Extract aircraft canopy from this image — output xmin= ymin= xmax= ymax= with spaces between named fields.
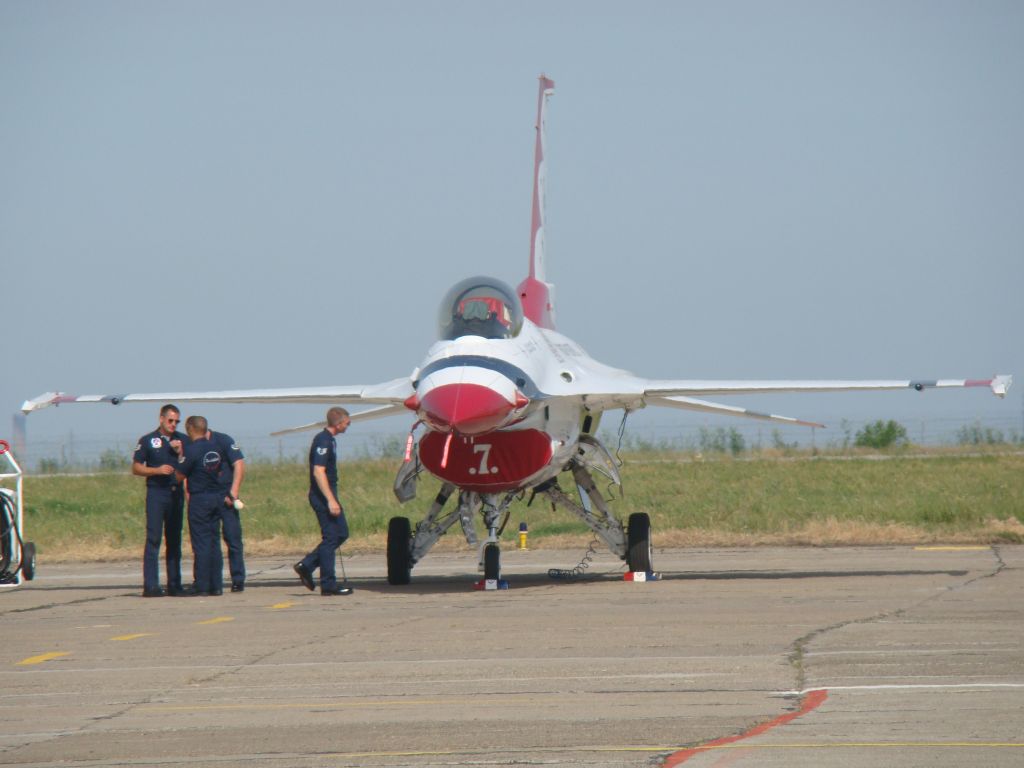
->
xmin=438 ymin=276 xmax=523 ymax=340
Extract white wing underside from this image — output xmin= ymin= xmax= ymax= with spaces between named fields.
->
xmin=642 ymin=376 xmax=1012 ymax=398
xmin=268 ymin=404 xmax=409 ymax=437
xmin=21 ymin=377 xmax=413 ymax=413
xmin=560 ymin=374 xmax=1012 ymax=429
xmin=22 ymin=374 xmax=1011 ymax=433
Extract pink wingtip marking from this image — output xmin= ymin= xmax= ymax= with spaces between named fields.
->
xmin=964 ymin=379 xmax=990 ymax=388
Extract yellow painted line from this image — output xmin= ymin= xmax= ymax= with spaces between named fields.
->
xmin=146 ymin=694 xmax=592 ymax=714
xmin=125 ymin=741 xmax=1015 ymax=765
xmin=197 ymin=616 xmax=234 ymax=625
xmin=270 ymin=602 xmax=294 ymax=609
xmin=110 ymin=633 xmax=155 ymax=641
xmin=16 ymin=652 xmax=70 ymax=666
xmin=172 ymin=742 xmax=1023 ymax=761
xmin=671 ymin=742 xmax=1024 ymax=750
xmin=914 ymin=546 xmax=990 ymax=551
xmin=146 ymin=699 xmax=452 ymax=712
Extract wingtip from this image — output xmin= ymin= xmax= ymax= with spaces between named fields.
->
xmin=21 ymin=392 xmax=61 ymax=414
xmin=992 ymin=374 xmax=1013 ymax=398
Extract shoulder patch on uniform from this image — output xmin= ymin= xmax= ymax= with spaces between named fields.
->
xmin=316 ymin=447 xmax=328 ymax=455
xmin=230 ymin=443 xmax=240 ymax=451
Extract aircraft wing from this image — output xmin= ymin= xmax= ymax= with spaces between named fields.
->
xmin=567 ymin=374 xmax=1012 ymax=428
xmin=641 ymin=374 xmax=1013 ymax=399
xmin=21 ymin=377 xmax=414 ymax=414
xmin=645 ymin=395 xmax=825 ymax=428
xmin=269 ymin=404 xmax=410 ymax=437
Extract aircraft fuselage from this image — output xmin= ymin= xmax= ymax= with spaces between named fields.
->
xmin=409 ymin=317 xmax=638 ymax=494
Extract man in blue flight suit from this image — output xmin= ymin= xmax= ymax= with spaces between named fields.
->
xmin=132 ymin=404 xmax=187 ymax=597
xmin=209 ymin=427 xmax=246 ymax=592
xmin=175 ymin=415 xmax=234 ymax=596
xmin=293 ymin=407 xmax=353 ymax=596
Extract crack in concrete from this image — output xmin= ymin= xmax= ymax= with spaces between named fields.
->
xmin=0 ymin=594 xmax=112 ymax=617
xmin=787 ymin=544 xmax=1005 ymax=694
xmin=661 ymin=546 xmax=1008 ymax=766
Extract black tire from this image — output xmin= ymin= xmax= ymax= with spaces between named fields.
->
xmin=626 ymin=513 xmax=652 ymax=573
xmin=21 ymin=541 xmax=37 ymax=581
xmin=386 ymin=517 xmax=412 ymax=585
xmin=483 ymin=543 xmax=501 ymax=581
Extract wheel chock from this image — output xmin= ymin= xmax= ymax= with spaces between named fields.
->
xmin=474 ymin=578 xmax=510 ymax=590
xmin=624 ymin=571 xmax=660 ymax=582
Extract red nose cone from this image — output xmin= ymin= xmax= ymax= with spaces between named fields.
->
xmin=419 ymin=383 xmax=516 ymax=436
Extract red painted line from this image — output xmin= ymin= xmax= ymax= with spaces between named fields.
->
xmin=663 ymin=689 xmax=828 ymax=767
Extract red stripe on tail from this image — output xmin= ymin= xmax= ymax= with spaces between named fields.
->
xmin=518 ymin=74 xmax=556 ymax=330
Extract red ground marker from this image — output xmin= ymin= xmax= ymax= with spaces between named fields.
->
xmin=663 ymin=689 xmax=829 ymax=766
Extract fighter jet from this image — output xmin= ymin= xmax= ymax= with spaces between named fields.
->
xmin=23 ymin=76 xmax=1012 ymax=584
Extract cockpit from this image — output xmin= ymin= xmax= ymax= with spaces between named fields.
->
xmin=438 ymin=276 xmax=524 ymax=340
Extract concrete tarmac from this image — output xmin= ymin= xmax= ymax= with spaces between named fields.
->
xmin=1 ymin=545 xmax=1022 ymax=767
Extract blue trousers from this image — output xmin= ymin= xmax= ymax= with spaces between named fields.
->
xmin=220 ymin=506 xmax=245 ymax=586
xmin=143 ymin=486 xmax=184 ymax=591
xmin=299 ymin=491 xmax=349 ymax=589
xmin=188 ymin=492 xmax=224 ymax=593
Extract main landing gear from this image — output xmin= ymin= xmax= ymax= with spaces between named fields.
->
xmin=538 ymin=464 xmax=653 ymax=574
xmin=387 ymin=438 xmax=654 ymax=585
xmin=386 ymin=485 xmax=518 ymax=586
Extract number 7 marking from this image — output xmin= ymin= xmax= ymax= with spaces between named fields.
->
xmin=472 ymin=443 xmax=497 ymax=475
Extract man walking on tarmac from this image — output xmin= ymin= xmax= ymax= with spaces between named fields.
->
xmin=293 ymin=407 xmax=353 ymax=596
xmin=132 ymin=404 xmax=187 ymax=597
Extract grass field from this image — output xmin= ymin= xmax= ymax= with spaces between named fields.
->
xmin=13 ymin=449 xmax=1024 ymax=562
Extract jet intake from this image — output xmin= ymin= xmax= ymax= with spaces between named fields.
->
xmin=419 ymin=382 xmax=520 ymax=436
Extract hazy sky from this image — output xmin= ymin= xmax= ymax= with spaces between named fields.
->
xmin=2 ymin=1 xmax=1021 ymax=458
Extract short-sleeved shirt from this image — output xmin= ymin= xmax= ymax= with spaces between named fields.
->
xmin=308 ymin=428 xmax=338 ymax=499
xmin=209 ymin=431 xmax=244 ymax=495
xmin=177 ymin=437 xmax=232 ymax=496
xmin=133 ymin=428 xmax=188 ymax=489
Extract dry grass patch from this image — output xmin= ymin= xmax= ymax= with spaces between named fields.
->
xmin=19 ymin=450 xmax=1024 ymax=561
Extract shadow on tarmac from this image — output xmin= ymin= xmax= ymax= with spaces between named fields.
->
xmin=9 ymin=567 xmax=970 ymax=599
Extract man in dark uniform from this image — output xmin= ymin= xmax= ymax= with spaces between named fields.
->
xmin=132 ymin=404 xmax=187 ymax=597
xmin=293 ymin=407 xmax=352 ymax=596
xmin=209 ymin=428 xmax=246 ymax=592
xmin=175 ymin=415 xmax=232 ymax=596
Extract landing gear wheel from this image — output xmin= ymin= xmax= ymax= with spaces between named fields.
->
xmin=21 ymin=541 xmax=36 ymax=581
xmin=386 ymin=517 xmax=412 ymax=585
xmin=626 ymin=512 xmax=652 ymax=573
xmin=483 ymin=543 xmax=501 ymax=581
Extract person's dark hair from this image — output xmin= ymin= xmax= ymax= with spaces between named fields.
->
xmin=160 ymin=403 xmax=180 ymax=417
xmin=185 ymin=415 xmax=208 ymax=435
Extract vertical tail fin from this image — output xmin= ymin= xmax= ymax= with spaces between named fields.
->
xmin=517 ymin=75 xmax=557 ymax=330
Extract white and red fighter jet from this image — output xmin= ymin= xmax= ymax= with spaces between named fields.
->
xmin=23 ymin=76 xmax=1012 ymax=584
